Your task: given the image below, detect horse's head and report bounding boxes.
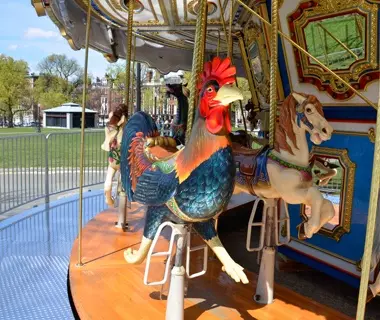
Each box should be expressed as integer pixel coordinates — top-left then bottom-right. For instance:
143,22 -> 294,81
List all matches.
291,92 -> 333,145
101,111 -> 126,152
275,92 -> 333,155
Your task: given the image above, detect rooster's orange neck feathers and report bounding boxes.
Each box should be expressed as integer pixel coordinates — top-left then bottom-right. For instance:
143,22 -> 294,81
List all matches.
176,117 -> 230,183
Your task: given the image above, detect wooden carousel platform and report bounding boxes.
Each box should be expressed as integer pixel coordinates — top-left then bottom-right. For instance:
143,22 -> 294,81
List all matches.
68,189 -> 352,320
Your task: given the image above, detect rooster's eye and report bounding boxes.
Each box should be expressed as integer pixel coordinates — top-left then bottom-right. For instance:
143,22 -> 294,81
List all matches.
207,87 -> 213,93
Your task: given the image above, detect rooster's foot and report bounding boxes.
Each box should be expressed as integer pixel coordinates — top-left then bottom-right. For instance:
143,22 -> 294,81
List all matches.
221,261 -> 249,284
124,248 -> 144,265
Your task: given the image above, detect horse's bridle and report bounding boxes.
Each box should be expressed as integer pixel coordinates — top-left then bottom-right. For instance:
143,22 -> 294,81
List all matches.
296,100 -> 314,131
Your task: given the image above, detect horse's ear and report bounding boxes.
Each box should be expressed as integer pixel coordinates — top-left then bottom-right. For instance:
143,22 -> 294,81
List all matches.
109,111 -> 114,118
292,92 -> 306,105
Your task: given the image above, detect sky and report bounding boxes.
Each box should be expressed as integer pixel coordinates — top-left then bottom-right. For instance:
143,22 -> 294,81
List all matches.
0,1 -> 110,78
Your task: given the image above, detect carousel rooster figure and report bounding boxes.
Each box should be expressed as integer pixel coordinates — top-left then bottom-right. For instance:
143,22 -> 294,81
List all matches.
120,57 -> 248,284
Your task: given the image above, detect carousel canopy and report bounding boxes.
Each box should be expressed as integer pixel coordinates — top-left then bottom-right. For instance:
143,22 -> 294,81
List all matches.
32,0 -> 252,75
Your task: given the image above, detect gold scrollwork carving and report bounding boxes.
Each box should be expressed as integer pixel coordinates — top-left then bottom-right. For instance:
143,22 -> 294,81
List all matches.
289,0 -> 378,99
32,0 -> 46,16
243,20 -> 270,105
301,147 -> 356,242
368,128 -> 376,143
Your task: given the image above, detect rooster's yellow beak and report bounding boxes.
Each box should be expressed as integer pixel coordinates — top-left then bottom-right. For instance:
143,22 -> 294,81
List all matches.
213,84 -> 244,106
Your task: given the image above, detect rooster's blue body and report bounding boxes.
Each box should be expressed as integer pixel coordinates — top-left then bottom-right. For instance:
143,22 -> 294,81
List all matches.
120,57 -> 248,284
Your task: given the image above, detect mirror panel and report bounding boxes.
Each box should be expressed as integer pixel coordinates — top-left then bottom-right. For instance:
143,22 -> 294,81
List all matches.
288,0 -> 378,100
301,147 -> 356,241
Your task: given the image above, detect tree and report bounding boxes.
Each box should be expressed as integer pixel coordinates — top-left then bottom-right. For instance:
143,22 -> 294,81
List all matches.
37,54 -> 87,102
38,54 -> 82,82
0,55 -> 31,127
88,87 -> 102,113
33,75 -> 70,108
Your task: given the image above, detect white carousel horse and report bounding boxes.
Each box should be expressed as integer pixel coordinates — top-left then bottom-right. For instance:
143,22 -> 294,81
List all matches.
233,92 -> 334,239
101,111 -> 127,207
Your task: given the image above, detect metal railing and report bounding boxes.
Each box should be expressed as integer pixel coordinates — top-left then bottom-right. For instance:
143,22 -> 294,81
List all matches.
0,130 -> 108,214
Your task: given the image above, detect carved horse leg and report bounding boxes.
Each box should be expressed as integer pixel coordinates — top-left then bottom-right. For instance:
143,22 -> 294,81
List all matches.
297,189 -> 334,239
317,199 -> 335,231
104,165 -> 117,207
302,187 -> 324,238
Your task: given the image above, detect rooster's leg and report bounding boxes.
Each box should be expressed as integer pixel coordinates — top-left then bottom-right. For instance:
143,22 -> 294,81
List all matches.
124,205 -> 167,264
193,220 -> 249,284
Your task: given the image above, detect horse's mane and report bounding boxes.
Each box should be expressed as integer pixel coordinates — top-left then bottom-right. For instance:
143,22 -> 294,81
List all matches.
109,103 -> 128,127
274,93 -> 324,155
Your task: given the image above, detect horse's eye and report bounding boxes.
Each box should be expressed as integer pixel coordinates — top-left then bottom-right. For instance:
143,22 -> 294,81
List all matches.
306,108 -> 312,113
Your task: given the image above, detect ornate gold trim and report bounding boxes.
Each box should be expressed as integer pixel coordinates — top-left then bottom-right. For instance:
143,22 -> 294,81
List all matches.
368,128 -> 376,143
333,130 -> 369,137
290,0 -> 378,98
79,0 -> 168,26
301,147 -> 356,242
32,0 -> 46,16
171,0 -> 237,26
242,3 -> 285,105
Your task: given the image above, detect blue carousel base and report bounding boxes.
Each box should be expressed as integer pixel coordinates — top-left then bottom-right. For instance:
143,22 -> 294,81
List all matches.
0,190 -> 108,320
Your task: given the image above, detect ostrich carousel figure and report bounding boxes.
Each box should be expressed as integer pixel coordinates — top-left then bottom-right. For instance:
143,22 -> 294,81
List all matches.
166,82 -> 190,146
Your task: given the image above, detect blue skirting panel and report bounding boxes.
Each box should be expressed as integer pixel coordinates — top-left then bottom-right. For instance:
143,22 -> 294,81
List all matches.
279,130 -> 375,285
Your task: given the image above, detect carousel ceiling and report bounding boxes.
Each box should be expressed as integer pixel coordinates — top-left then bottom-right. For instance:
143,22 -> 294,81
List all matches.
32,0 -> 258,74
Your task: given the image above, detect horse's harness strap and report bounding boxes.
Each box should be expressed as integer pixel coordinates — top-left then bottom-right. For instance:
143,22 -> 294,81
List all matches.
296,100 -> 314,131
268,152 -> 312,174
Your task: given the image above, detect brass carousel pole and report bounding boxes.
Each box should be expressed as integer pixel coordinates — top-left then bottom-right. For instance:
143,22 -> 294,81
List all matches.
125,1 -> 134,115
77,2 -> 92,266
228,0 -> 233,58
222,1 -> 249,145
117,0 -> 134,230
130,35 -> 136,111
185,0 -> 208,141
356,87 -> 380,318
217,0 -> 229,48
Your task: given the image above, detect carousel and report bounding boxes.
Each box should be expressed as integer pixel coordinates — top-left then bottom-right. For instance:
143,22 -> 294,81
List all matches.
33,0 -> 380,319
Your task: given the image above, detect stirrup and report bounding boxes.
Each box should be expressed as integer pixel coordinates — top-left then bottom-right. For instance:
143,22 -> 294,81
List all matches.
246,198 -> 267,252
186,229 -> 208,279
144,222 -> 186,286
143,222 -> 208,286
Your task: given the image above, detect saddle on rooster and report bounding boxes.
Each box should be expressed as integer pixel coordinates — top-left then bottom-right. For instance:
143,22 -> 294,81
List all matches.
119,57 -> 248,283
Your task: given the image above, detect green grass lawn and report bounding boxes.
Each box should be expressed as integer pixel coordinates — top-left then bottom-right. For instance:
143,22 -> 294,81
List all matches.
0,128 -> 108,168
304,14 -> 365,69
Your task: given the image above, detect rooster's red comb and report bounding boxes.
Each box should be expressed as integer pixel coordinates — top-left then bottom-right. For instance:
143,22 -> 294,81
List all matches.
197,57 -> 236,90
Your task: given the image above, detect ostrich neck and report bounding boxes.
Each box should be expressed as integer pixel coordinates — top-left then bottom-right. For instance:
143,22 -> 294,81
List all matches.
273,123 -> 310,167
175,94 -> 189,125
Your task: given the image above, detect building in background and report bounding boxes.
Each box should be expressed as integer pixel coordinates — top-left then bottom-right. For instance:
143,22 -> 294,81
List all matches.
43,103 -> 98,129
